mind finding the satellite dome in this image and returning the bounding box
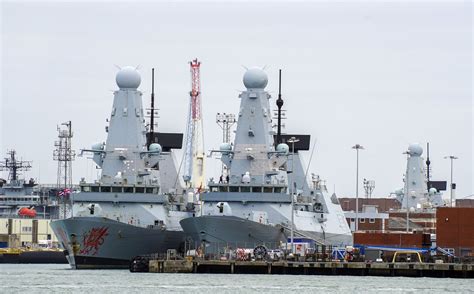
[408,143,423,156]
[243,67,268,89]
[220,143,232,152]
[276,143,289,154]
[429,187,438,195]
[116,66,141,89]
[242,171,251,184]
[149,143,162,154]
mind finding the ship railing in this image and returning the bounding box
[79,184,160,195]
[208,184,288,194]
[182,240,337,262]
[437,247,456,257]
[0,213,54,220]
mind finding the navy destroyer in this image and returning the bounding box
[180,68,352,253]
[393,143,445,209]
[51,67,191,268]
[0,150,60,220]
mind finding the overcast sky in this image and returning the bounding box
[1,1,472,200]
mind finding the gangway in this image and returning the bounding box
[277,224,326,246]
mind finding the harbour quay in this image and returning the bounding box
[135,259,474,278]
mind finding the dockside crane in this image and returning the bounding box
[183,59,205,190]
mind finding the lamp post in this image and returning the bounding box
[444,155,458,207]
[287,136,299,254]
[403,150,410,232]
[352,144,364,231]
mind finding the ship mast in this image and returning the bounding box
[276,69,284,145]
[0,150,32,183]
[426,142,431,191]
[147,68,157,148]
[53,121,75,219]
[216,112,236,177]
[53,121,75,189]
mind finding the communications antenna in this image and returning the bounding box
[216,113,236,144]
[53,121,75,218]
[0,150,32,183]
[216,112,236,176]
[273,69,286,141]
[363,178,375,199]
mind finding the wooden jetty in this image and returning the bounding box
[130,259,474,278]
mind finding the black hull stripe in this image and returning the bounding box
[72,255,130,269]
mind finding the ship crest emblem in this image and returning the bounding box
[79,226,109,255]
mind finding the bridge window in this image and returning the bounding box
[112,186,122,193]
[124,187,133,193]
[251,187,262,193]
[135,187,145,193]
[91,186,100,192]
[219,186,228,192]
[101,186,111,193]
[229,186,239,192]
[241,186,250,192]
[263,187,272,193]
[146,187,154,194]
[210,186,218,192]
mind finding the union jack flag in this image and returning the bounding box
[58,188,71,197]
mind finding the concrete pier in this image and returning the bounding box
[143,260,474,278]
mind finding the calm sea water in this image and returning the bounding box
[0,264,471,294]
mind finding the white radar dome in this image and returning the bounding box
[242,171,251,184]
[149,143,162,154]
[429,187,438,195]
[408,143,423,156]
[243,67,268,89]
[116,66,141,89]
[220,143,232,152]
[276,143,289,154]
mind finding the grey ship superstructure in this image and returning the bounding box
[393,143,445,209]
[0,150,59,219]
[51,67,191,269]
[180,68,352,253]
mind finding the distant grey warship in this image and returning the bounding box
[180,68,352,253]
[51,67,191,269]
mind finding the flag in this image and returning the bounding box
[58,188,71,197]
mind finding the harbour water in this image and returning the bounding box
[0,264,471,293]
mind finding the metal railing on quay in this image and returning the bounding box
[181,240,337,262]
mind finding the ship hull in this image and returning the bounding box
[51,217,185,269]
[180,215,353,252]
[180,215,287,252]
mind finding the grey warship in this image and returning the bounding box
[51,66,191,269]
[180,68,352,253]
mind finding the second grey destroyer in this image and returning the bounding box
[180,68,351,253]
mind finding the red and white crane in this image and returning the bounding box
[183,59,205,189]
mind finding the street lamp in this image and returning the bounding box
[287,136,299,254]
[403,150,410,232]
[444,155,458,207]
[352,144,364,231]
